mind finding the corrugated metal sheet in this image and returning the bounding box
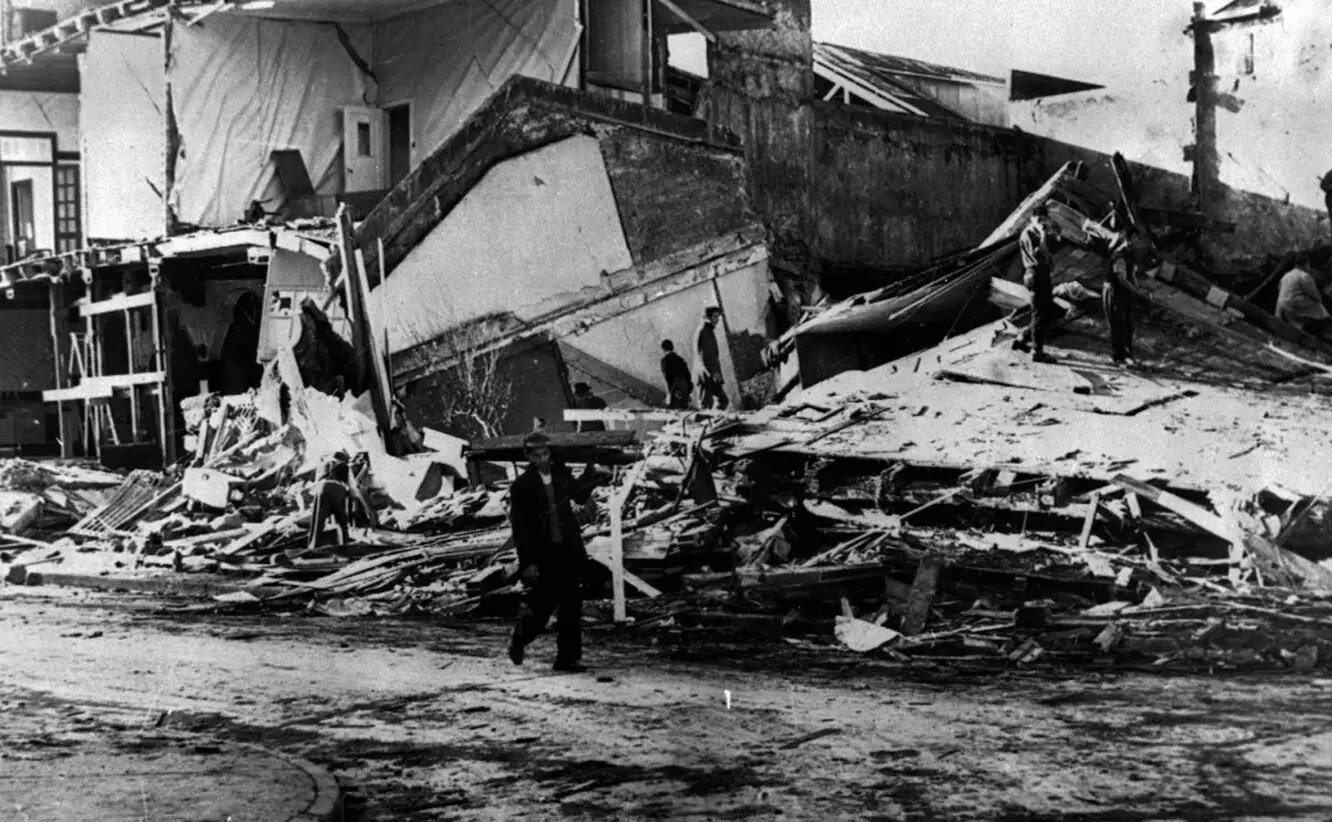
[814,42,1004,122]
[817,43,1004,86]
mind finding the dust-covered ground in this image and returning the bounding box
[2,587,1331,821]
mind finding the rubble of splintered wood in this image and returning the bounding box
[4,152,1332,675]
[644,436,1332,672]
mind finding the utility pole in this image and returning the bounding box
[1185,1,1281,264]
[1189,3,1220,221]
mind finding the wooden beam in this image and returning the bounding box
[563,408,731,423]
[150,275,174,466]
[978,163,1082,249]
[1078,490,1101,550]
[655,0,717,42]
[78,290,156,317]
[48,281,70,458]
[1111,475,1234,541]
[900,551,945,636]
[610,458,651,622]
[42,371,166,402]
[1152,259,1332,360]
[124,306,138,443]
[335,206,392,444]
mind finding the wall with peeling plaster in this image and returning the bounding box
[1013,1,1332,219]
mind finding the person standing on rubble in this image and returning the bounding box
[571,383,608,433]
[1012,203,1061,364]
[307,452,353,550]
[1320,169,1332,239]
[1103,221,1142,367]
[694,306,730,410]
[507,432,601,673]
[660,339,692,409]
[1275,262,1332,337]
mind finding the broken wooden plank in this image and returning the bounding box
[1093,622,1124,653]
[1111,475,1234,541]
[900,488,963,523]
[163,528,250,550]
[900,551,945,636]
[1078,491,1101,550]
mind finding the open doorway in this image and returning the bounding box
[386,103,412,188]
[10,179,34,257]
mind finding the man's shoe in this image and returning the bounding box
[552,661,588,673]
[1011,339,1030,353]
[1032,351,1057,364]
[508,638,524,666]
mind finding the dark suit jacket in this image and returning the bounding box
[509,463,597,569]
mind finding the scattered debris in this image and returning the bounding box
[3,159,1332,675]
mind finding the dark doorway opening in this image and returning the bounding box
[10,179,34,257]
[387,104,411,188]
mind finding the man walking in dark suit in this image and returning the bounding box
[660,339,692,409]
[507,432,601,673]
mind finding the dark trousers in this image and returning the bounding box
[698,374,729,410]
[667,381,692,410]
[1103,283,1134,361]
[1020,268,1053,353]
[512,560,583,664]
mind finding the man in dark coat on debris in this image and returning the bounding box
[694,306,730,410]
[1102,222,1142,367]
[660,339,692,409]
[507,433,601,673]
[1012,203,1062,364]
[1321,169,1332,239]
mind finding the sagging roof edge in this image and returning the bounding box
[0,224,335,289]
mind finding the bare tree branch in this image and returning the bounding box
[427,318,514,440]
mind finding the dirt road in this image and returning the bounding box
[2,587,1331,821]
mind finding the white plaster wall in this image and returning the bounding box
[169,15,374,227]
[80,30,163,240]
[1011,0,1332,212]
[0,91,78,151]
[372,0,579,166]
[370,135,634,354]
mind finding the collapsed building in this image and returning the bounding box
[0,2,1331,670]
[0,0,780,458]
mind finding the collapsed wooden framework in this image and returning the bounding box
[16,225,337,466]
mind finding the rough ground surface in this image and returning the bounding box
[2,588,1331,821]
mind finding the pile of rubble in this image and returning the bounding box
[5,159,1332,674]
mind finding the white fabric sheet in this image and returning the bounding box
[168,15,374,227]
[372,0,579,162]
